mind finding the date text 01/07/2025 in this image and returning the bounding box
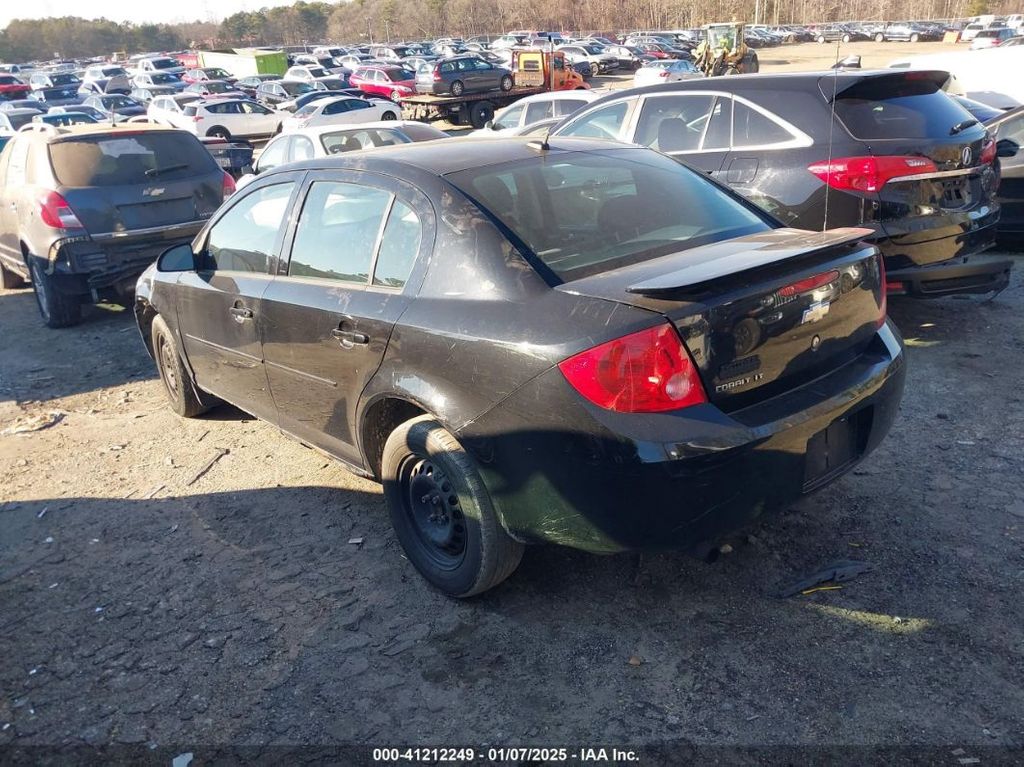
[372,747,641,762]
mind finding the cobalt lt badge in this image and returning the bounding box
[811,334,821,352]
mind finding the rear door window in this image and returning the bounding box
[525,100,554,123]
[288,181,391,283]
[833,76,983,140]
[633,94,715,152]
[48,132,217,186]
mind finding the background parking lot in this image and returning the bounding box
[1,260,1022,748]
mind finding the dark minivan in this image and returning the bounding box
[553,70,1012,297]
[0,124,234,327]
[135,138,905,596]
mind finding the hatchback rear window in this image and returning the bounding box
[49,132,217,186]
[834,76,983,140]
[448,147,770,282]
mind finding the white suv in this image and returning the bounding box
[165,98,283,140]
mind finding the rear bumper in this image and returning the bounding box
[886,254,1012,297]
[46,220,207,294]
[461,322,906,553]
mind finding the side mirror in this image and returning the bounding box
[483,120,494,130]
[240,163,255,175]
[157,242,196,273]
[996,138,1020,158]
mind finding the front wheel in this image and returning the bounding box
[381,415,524,597]
[499,74,514,92]
[29,257,81,328]
[152,314,216,418]
[910,33,920,42]
[842,33,851,43]
[450,79,465,96]
[390,89,402,102]
[817,35,826,44]
[875,32,885,42]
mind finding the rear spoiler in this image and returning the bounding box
[817,69,951,101]
[626,227,873,298]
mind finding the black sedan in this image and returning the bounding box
[135,138,905,596]
[552,70,1012,298]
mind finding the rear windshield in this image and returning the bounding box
[51,74,80,85]
[833,76,983,140]
[7,112,35,130]
[150,59,179,70]
[447,147,770,282]
[49,132,217,187]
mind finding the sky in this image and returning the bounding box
[0,0,297,29]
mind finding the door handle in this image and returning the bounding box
[331,328,369,348]
[229,306,253,322]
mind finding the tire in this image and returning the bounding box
[0,262,26,289]
[875,33,885,42]
[910,33,920,42]
[151,314,215,418]
[381,110,397,120]
[842,34,851,43]
[468,100,494,130]
[817,35,826,44]
[382,415,524,597]
[499,74,514,92]
[450,79,465,97]
[390,89,402,102]
[207,127,230,139]
[28,257,81,328]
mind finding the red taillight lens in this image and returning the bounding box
[808,155,938,192]
[980,136,996,165]
[433,69,442,81]
[558,323,707,413]
[658,70,670,77]
[222,172,236,198]
[38,191,83,229]
[778,269,839,297]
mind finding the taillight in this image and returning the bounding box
[558,323,707,413]
[980,136,996,165]
[778,269,839,296]
[808,155,938,192]
[222,172,236,197]
[433,68,442,81]
[38,191,83,229]
[658,70,670,78]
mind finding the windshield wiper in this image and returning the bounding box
[145,163,188,178]
[950,118,978,135]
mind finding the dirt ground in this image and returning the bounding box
[1,249,1023,756]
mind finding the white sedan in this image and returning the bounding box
[633,59,703,87]
[280,95,401,132]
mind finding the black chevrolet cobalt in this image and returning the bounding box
[135,137,905,596]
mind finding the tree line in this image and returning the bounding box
[0,0,1015,62]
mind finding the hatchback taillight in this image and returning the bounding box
[980,136,997,165]
[38,191,83,230]
[658,70,670,78]
[808,155,938,192]
[222,172,236,198]
[433,68,442,81]
[558,323,707,413]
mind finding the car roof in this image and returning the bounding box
[21,122,177,141]
[272,136,638,177]
[290,119,432,137]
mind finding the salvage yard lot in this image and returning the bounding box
[1,259,1023,748]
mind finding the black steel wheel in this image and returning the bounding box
[151,314,216,418]
[29,257,80,328]
[468,100,494,129]
[382,415,523,597]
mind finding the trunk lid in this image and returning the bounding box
[557,227,885,411]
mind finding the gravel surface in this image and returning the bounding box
[1,256,1022,752]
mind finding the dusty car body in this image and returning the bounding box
[135,138,905,596]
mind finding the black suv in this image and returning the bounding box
[0,124,232,327]
[553,70,1011,297]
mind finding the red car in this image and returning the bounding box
[0,75,31,100]
[349,65,416,101]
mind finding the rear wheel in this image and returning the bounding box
[381,110,397,120]
[28,257,81,328]
[468,101,495,129]
[842,33,851,43]
[382,415,523,597]
[152,314,216,418]
[499,74,514,91]
[450,79,465,96]
[817,35,826,44]
[207,126,230,139]
[875,32,885,42]
[910,32,920,42]
[390,89,402,102]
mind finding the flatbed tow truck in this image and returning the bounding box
[397,49,588,128]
